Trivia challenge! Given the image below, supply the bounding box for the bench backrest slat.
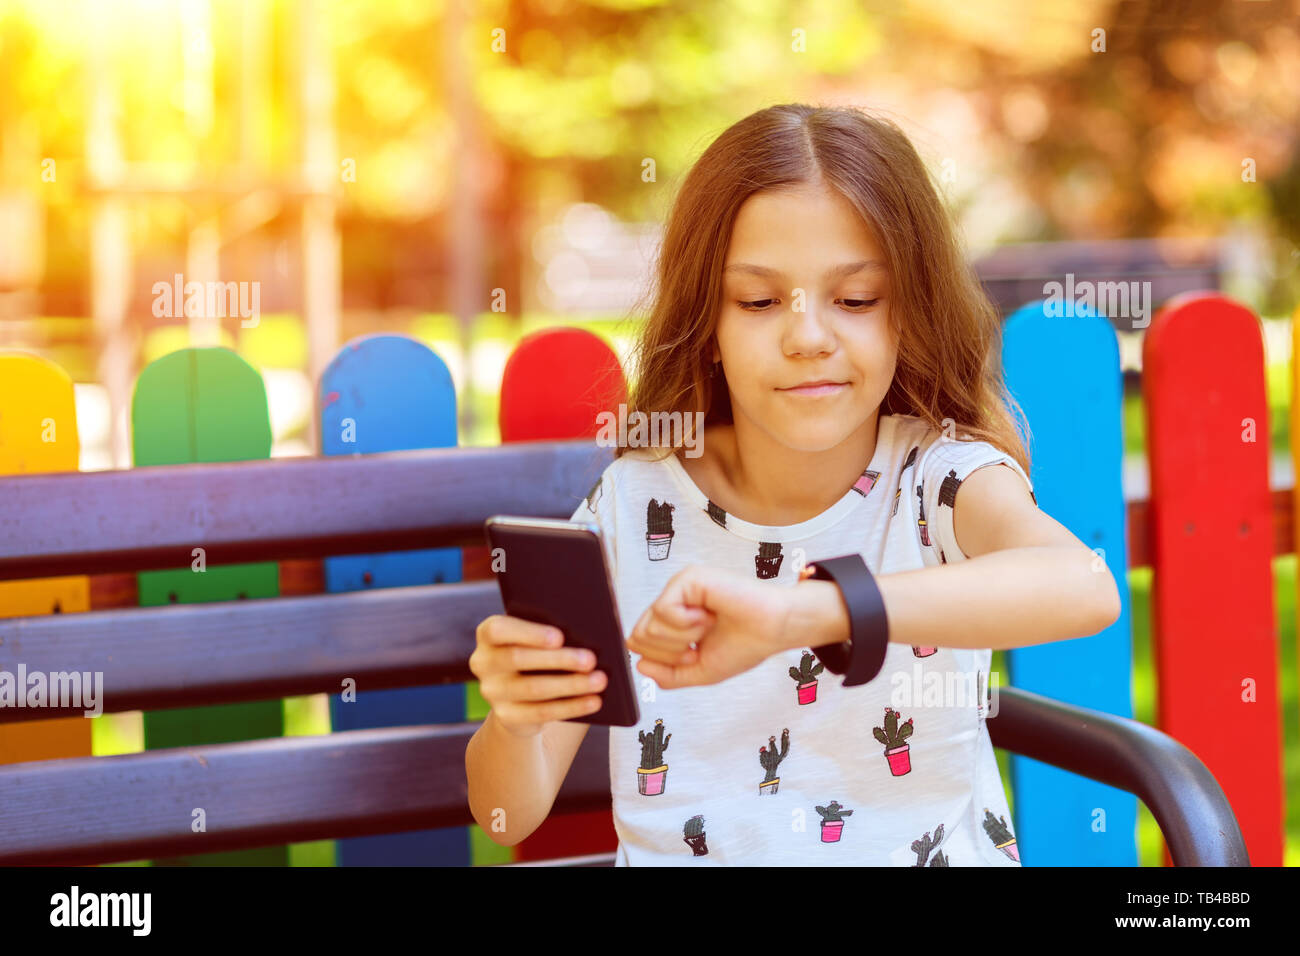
[0,684,1248,866]
[0,582,498,722]
[4,443,1294,580]
[0,441,612,581]
[0,724,612,866]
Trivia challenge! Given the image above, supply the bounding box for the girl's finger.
[630,610,674,645]
[675,646,700,666]
[629,635,685,666]
[651,599,710,630]
[480,614,562,648]
[632,618,701,658]
[637,653,704,690]
[630,606,655,642]
[505,643,597,674]
[645,604,712,640]
[634,640,699,669]
[636,657,681,690]
[641,616,701,645]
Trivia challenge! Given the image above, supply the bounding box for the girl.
[466,103,1121,866]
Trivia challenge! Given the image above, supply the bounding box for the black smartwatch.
[805,554,890,687]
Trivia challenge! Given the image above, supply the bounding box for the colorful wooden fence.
[998,291,1288,868]
[0,301,1293,866]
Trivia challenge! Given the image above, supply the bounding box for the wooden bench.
[0,441,1250,865]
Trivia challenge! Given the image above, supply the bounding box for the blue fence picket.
[1001,298,1137,866]
[320,333,466,866]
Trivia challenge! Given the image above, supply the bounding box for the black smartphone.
[483,516,640,727]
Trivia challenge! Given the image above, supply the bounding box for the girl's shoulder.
[607,444,678,477]
[873,413,951,475]
[883,413,930,445]
[903,415,1023,480]
[609,423,737,491]
[591,446,680,500]
[882,414,1032,501]
[886,412,1001,466]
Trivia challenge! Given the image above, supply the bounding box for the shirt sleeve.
[567,460,620,581]
[918,437,1035,564]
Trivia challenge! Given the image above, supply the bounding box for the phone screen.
[484,517,640,727]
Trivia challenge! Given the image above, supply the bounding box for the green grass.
[1272,555,1300,866]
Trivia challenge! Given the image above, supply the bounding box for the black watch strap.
[807,554,889,687]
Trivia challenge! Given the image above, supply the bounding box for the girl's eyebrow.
[722,260,885,280]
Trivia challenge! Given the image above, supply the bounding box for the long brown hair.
[617,102,1031,476]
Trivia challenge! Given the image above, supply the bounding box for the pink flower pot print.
[815,801,853,842]
[874,707,914,776]
[851,470,879,497]
[646,532,673,560]
[646,499,675,560]
[886,745,911,775]
[912,645,937,658]
[638,765,667,795]
[916,483,932,546]
[789,651,824,704]
[637,718,671,794]
[982,809,1018,861]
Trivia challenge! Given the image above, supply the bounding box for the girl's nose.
[783,302,836,357]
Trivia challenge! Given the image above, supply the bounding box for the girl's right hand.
[469,614,608,738]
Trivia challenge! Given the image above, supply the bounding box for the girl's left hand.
[628,565,792,689]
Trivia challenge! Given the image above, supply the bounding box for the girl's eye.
[736,297,880,312]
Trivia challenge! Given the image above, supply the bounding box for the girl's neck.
[677,413,882,527]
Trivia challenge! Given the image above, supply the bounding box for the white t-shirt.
[566,412,1033,866]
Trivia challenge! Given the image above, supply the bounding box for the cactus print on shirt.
[566,412,1033,866]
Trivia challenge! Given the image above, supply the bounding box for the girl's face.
[714,181,900,454]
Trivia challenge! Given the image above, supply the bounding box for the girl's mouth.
[778,381,848,397]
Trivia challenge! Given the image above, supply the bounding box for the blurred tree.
[1,0,1297,320]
